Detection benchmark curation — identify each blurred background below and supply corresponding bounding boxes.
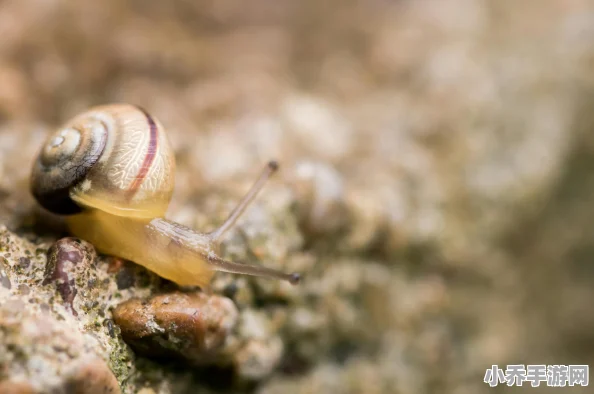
[0,0,593,393]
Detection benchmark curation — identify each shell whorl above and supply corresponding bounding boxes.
[31,112,109,214]
[31,104,175,217]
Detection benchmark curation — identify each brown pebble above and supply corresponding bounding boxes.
[64,358,121,394]
[113,292,238,364]
[43,238,96,315]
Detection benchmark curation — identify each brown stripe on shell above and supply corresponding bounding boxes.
[125,107,159,199]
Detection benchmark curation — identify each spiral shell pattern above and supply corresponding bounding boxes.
[31,104,175,217]
[31,111,109,214]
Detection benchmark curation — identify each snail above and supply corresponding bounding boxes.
[30,104,300,288]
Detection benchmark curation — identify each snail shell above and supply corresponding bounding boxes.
[30,104,301,287]
[31,104,175,218]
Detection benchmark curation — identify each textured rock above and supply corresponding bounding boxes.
[0,293,120,394]
[0,1,593,394]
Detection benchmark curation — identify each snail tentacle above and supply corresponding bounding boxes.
[209,160,279,242]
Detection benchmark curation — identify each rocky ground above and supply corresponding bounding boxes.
[1,0,594,393]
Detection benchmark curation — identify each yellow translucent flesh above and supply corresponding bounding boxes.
[66,210,215,288]
[70,191,169,219]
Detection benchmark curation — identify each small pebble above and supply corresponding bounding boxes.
[43,237,96,315]
[113,291,238,364]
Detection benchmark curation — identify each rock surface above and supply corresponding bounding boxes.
[0,0,594,393]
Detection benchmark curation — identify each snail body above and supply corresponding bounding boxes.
[31,104,300,287]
